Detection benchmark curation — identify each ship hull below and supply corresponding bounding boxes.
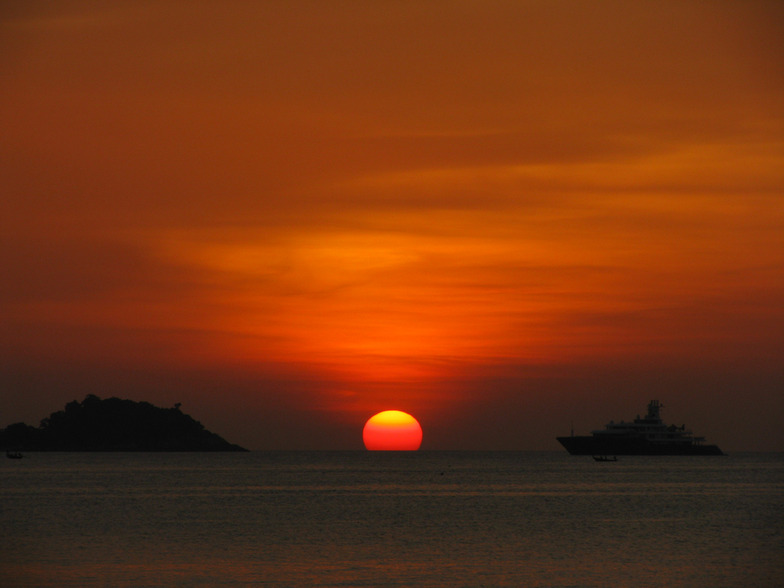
[557,436,724,456]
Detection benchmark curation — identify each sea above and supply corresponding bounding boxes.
[1,451,782,587]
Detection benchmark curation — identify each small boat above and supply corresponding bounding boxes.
[593,455,617,462]
[6,450,24,459]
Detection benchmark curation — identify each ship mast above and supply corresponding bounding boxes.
[647,399,663,420]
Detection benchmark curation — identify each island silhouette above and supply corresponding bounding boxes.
[0,394,247,451]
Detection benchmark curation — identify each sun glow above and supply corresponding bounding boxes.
[363,410,423,451]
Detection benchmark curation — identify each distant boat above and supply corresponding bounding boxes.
[6,450,23,459]
[558,400,724,456]
[593,455,617,462]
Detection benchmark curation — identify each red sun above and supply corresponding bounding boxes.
[363,410,423,450]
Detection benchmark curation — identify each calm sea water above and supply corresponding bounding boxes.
[1,451,782,587]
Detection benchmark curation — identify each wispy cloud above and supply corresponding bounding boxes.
[1,1,782,449]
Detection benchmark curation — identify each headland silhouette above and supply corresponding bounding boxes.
[0,395,247,451]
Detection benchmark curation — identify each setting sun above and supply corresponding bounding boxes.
[363,411,423,451]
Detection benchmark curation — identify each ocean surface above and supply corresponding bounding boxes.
[2,451,782,587]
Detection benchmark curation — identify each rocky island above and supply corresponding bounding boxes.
[0,395,247,451]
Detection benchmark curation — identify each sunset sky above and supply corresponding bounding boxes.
[2,1,782,450]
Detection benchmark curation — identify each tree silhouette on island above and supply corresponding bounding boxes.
[0,395,247,451]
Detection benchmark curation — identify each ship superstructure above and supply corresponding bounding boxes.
[557,400,724,455]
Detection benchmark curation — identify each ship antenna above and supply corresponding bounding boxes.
[571,421,574,437]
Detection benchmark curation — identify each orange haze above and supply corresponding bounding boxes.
[1,1,783,450]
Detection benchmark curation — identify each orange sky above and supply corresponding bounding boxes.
[1,1,783,450]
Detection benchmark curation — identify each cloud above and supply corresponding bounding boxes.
[1,1,782,449]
